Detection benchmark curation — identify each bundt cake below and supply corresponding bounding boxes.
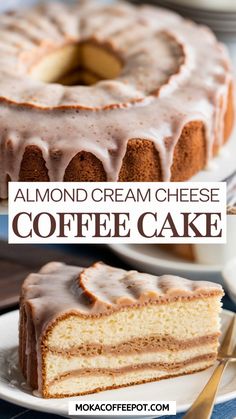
[0,0,234,199]
[19,261,223,398]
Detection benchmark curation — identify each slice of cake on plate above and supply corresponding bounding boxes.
[19,261,223,398]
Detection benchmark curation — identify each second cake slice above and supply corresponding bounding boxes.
[19,261,223,398]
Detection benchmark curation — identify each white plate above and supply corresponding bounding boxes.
[0,310,235,418]
[109,244,224,283]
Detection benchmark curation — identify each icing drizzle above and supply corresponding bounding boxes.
[0,0,233,198]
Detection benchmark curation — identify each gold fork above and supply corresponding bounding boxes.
[183,314,236,419]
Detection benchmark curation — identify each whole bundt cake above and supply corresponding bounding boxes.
[0,0,234,199]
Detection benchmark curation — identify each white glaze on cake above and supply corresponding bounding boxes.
[80,261,223,306]
[0,1,233,198]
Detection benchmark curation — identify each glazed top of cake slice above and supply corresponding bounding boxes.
[21,261,223,339]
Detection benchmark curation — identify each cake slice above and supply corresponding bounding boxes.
[19,261,224,398]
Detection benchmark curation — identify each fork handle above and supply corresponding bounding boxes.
[183,360,228,419]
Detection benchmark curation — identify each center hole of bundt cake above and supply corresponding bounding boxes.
[29,42,123,86]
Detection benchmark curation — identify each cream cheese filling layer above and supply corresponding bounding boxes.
[46,333,219,356]
[44,343,217,382]
[46,359,214,397]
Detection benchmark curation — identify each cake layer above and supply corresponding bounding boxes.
[46,297,222,349]
[45,358,215,398]
[21,262,222,352]
[44,343,218,382]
